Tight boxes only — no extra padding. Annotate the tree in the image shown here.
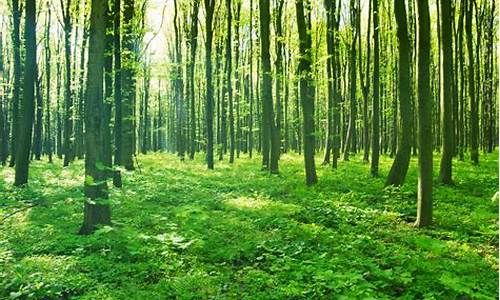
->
[438,0,453,184]
[80,0,110,235]
[114,0,123,166]
[188,0,200,160]
[103,1,114,167]
[204,0,216,169]
[343,0,357,161]
[44,6,53,163]
[61,0,74,167]
[259,0,278,173]
[9,0,21,168]
[415,0,433,227]
[386,0,412,187]
[296,0,317,185]
[226,0,235,163]
[173,0,185,161]
[370,0,380,176]
[359,0,371,164]
[14,0,37,186]
[274,0,285,160]
[121,0,136,170]
[465,0,478,165]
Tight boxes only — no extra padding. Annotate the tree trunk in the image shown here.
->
[9,0,21,167]
[343,0,357,162]
[438,0,454,184]
[415,0,433,227]
[370,0,380,176]
[114,0,123,166]
[226,0,235,163]
[44,8,53,163]
[466,0,478,165]
[80,0,110,235]
[188,0,200,160]
[259,0,278,173]
[386,0,412,186]
[121,0,136,170]
[14,0,36,186]
[62,0,74,167]
[296,0,317,185]
[204,0,216,169]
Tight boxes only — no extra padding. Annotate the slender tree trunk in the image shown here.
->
[33,66,43,161]
[103,4,113,168]
[370,0,380,176]
[189,0,200,160]
[114,0,123,166]
[56,38,63,159]
[14,0,36,186]
[80,0,110,235]
[9,0,21,167]
[343,0,357,161]
[259,0,278,173]
[466,0,478,165]
[62,0,74,167]
[0,34,7,165]
[248,0,254,158]
[386,0,412,186]
[226,0,235,163]
[121,0,136,170]
[275,0,285,160]
[173,0,185,161]
[361,0,372,163]
[296,0,317,185]
[205,0,216,169]
[44,8,53,163]
[438,0,454,184]
[415,0,433,227]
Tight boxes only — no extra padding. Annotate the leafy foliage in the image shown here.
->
[0,152,498,299]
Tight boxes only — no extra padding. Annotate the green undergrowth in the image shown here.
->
[0,151,498,299]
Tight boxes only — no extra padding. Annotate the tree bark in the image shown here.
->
[296,0,317,185]
[14,0,36,186]
[415,0,433,227]
[386,0,412,187]
[80,0,110,235]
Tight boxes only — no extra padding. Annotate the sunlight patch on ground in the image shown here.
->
[225,195,271,210]
[224,195,301,215]
[0,167,14,185]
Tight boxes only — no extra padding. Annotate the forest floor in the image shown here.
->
[0,151,498,299]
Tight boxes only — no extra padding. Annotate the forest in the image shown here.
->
[0,0,498,298]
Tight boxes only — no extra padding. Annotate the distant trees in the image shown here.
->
[0,0,497,231]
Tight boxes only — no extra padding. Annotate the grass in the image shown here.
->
[0,151,498,299]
